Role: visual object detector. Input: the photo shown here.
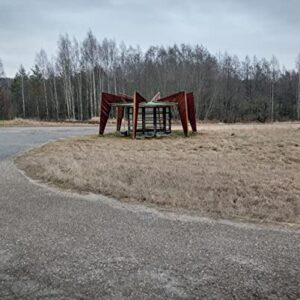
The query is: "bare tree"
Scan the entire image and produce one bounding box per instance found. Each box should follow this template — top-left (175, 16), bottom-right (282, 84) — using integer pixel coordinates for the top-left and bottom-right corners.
top-left (7, 32), bottom-right (300, 123)
top-left (270, 56), bottom-right (280, 122)
top-left (0, 59), bottom-right (4, 78)
top-left (57, 34), bottom-right (75, 119)
top-left (82, 30), bottom-right (98, 117)
top-left (0, 59), bottom-right (13, 120)
top-left (47, 59), bottom-right (59, 120)
top-left (36, 50), bottom-right (49, 119)
top-left (72, 38), bottom-right (83, 120)
top-left (296, 54), bottom-right (300, 120)
top-left (19, 65), bottom-right (27, 118)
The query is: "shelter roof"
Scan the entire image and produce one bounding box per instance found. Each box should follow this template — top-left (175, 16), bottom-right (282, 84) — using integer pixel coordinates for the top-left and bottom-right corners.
top-left (111, 101), bottom-right (177, 108)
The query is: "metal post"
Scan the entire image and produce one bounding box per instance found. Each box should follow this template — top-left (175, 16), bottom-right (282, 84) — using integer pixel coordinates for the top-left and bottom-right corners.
top-left (153, 107), bottom-right (157, 136)
top-left (163, 107), bottom-right (166, 133)
top-left (168, 107), bottom-right (171, 133)
top-left (142, 107), bottom-right (145, 134)
top-left (127, 107), bottom-right (131, 135)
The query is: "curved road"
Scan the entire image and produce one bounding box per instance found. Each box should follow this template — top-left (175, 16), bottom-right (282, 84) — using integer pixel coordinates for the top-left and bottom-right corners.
top-left (0, 127), bottom-right (299, 299)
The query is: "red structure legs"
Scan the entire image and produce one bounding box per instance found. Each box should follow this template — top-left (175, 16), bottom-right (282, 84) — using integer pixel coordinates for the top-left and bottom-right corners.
top-left (187, 92), bottom-right (197, 132)
top-left (132, 92), bottom-right (147, 139)
top-left (158, 92), bottom-right (189, 136)
top-left (116, 107), bottom-right (124, 131)
top-left (99, 92), bottom-right (132, 135)
top-left (99, 91), bottom-right (197, 137)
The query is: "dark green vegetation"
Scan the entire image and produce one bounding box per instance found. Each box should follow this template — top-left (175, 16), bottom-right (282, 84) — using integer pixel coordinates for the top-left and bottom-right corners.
top-left (1, 31), bottom-right (300, 122)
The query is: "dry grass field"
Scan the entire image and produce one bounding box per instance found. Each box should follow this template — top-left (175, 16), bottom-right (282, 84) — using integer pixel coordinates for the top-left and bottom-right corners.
top-left (0, 117), bottom-right (101, 127)
top-left (16, 122), bottom-right (300, 224)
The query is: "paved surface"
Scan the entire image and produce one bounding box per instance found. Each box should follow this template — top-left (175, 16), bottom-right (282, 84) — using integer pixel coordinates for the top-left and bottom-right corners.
top-left (0, 127), bottom-right (299, 299)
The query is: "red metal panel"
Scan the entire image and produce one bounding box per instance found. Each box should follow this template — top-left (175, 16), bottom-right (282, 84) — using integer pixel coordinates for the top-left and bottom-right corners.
top-left (99, 92), bottom-right (132, 135)
top-left (158, 91), bottom-right (189, 136)
top-left (99, 91), bottom-right (197, 138)
top-left (132, 91), bottom-right (147, 139)
top-left (187, 92), bottom-right (197, 132)
top-left (116, 107), bottom-right (124, 131)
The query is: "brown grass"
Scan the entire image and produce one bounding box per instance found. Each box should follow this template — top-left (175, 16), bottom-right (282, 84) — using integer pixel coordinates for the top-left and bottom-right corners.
top-left (0, 118), bottom-right (102, 127)
top-left (16, 122), bottom-right (300, 224)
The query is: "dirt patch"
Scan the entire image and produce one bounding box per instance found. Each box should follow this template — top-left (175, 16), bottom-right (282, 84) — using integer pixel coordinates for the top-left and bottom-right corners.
top-left (16, 123), bottom-right (300, 224)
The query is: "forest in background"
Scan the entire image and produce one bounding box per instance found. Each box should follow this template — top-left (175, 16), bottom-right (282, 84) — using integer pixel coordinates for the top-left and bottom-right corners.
top-left (1, 30), bottom-right (300, 122)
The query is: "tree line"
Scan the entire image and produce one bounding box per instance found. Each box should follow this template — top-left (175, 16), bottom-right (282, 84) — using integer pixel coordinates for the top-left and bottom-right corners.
top-left (1, 30), bottom-right (300, 122)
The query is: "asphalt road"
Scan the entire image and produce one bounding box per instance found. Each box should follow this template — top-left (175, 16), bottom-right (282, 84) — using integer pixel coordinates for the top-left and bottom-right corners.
top-left (0, 127), bottom-right (299, 299)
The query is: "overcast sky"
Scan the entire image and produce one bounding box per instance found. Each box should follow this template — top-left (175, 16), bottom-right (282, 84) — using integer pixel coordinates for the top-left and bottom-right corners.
top-left (0, 0), bottom-right (299, 77)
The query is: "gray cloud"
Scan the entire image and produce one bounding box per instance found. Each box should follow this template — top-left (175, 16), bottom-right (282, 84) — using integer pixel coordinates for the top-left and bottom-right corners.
top-left (0, 0), bottom-right (299, 76)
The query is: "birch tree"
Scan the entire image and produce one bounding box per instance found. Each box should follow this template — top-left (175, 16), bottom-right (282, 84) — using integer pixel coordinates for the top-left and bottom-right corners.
top-left (72, 38), bottom-right (83, 120)
top-left (57, 34), bottom-right (75, 119)
top-left (0, 59), bottom-right (11, 120)
top-left (47, 59), bottom-right (59, 120)
top-left (36, 49), bottom-right (49, 119)
top-left (296, 54), bottom-right (300, 120)
top-left (6, 32), bottom-right (300, 122)
top-left (19, 65), bottom-right (27, 118)
top-left (82, 30), bottom-right (98, 117)
top-left (0, 59), bottom-right (4, 78)
top-left (270, 56), bottom-right (280, 122)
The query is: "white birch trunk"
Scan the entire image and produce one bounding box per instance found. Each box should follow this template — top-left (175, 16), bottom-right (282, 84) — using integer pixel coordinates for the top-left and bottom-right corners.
top-left (297, 73), bottom-right (300, 121)
top-left (53, 75), bottom-right (59, 120)
top-left (114, 74), bottom-right (117, 94)
top-left (63, 75), bottom-right (70, 119)
top-left (92, 70), bottom-right (97, 116)
top-left (271, 81), bottom-right (274, 122)
top-left (43, 79), bottom-right (49, 119)
top-left (90, 72), bottom-right (94, 118)
top-left (21, 74), bottom-right (26, 118)
top-left (99, 71), bottom-right (103, 116)
top-left (78, 72), bottom-right (83, 120)
top-left (70, 76), bottom-right (75, 119)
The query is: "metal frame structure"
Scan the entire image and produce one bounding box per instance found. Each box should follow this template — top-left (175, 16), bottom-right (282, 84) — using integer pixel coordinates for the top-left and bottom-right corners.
top-left (112, 102), bottom-right (175, 136)
top-left (99, 91), bottom-right (197, 138)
